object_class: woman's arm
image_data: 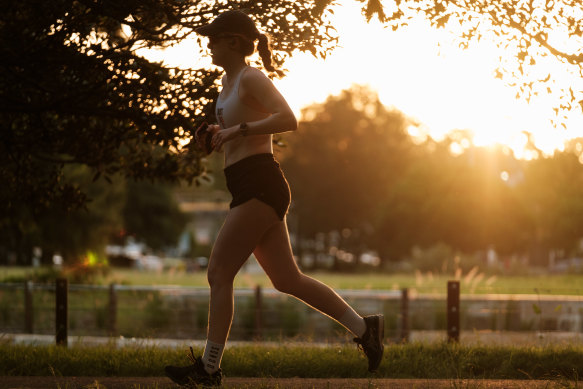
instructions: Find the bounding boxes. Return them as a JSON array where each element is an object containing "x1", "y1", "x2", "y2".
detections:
[
  {"x1": 237, "y1": 67, "x2": 298, "y2": 135},
  {"x1": 211, "y1": 68, "x2": 297, "y2": 149}
]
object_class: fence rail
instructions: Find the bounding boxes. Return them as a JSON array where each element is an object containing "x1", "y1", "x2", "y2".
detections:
[{"x1": 1, "y1": 280, "x2": 582, "y2": 347}]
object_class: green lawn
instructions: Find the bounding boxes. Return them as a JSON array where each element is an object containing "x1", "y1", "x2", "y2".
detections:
[
  {"x1": 1, "y1": 342, "x2": 582, "y2": 380},
  {"x1": 1, "y1": 266, "x2": 583, "y2": 295}
]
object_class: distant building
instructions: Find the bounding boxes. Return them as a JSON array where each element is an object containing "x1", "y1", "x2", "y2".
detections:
[{"x1": 174, "y1": 188, "x2": 231, "y2": 253}]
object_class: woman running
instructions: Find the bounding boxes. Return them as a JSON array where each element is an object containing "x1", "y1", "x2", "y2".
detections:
[{"x1": 165, "y1": 9, "x2": 384, "y2": 387}]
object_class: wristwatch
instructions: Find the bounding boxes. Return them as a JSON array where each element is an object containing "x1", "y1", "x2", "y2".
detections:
[{"x1": 240, "y1": 122, "x2": 249, "y2": 136}]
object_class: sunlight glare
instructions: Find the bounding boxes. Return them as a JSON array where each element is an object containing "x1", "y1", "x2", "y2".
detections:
[{"x1": 140, "y1": 0, "x2": 583, "y2": 159}]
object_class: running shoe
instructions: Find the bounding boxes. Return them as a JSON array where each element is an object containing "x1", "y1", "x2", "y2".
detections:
[
  {"x1": 353, "y1": 314, "x2": 384, "y2": 372},
  {"x1": 165, "y1": 347, "x2": 222, "y2": 387}
]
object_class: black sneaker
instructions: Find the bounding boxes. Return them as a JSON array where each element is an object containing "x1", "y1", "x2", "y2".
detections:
[
  {"x1": 165, "y1": 347, "x2": 222, "y2": 387},
  {"x1": 353, "y1": 314, "x2": 384, "y2": 372}
]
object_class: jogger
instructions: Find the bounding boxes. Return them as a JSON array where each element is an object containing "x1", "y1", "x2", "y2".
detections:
[{"x1": 164, "y1": 9, "x2": 384, "y2": 387}]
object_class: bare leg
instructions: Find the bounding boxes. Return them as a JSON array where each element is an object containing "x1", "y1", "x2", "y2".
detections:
[
  {"x1": 164, "y1": 199, "x2": 280, "y2": 384},
  {"x1": 206, "y1": 199, "x2": 280, "y2": 344},
  {"x1": 253, "y1": 219, "x2": 360, "y2": 326}
]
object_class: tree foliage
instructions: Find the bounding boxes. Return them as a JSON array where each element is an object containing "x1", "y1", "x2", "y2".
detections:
[
  {"x1": 517, "y1": 150, "x2": 583, "y2": 263},
  {"x1": 282, "y1": 86, "x2": 583, "y2": 265},
  {"x1": 122, "y1": 180, "x2": 189, "y2": 251},
  {"x1": 35, "y1": 166, "x2": 127, "y2": 263},
  {"x1": 0, "y1": 165, "x2": 189, "y2": 264},
  {"x1": 279, "y1": 85, "x2": 415, "y2": 239},
  {"x1": 0, "y1": 0, "x2": 339, "y2": 218},
  {"x1": 375, "y1": 140, "x2": 531, "y2": 260},
  {"x1": 0, "y1": 0, "x2": 341, "y2": 262},
  {"x1": 0, "y1": 165, "x2": 127, "y2": 265},
  {"x1": 372, "y1": 0, "x2": 583, "y2": 125}
]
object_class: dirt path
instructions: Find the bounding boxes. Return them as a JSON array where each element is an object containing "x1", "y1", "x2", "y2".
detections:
[{"x1": 0, "y1": 377, "x2": 567, "y2": 389}]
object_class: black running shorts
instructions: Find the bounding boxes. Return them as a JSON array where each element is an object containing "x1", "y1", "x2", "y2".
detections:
[{"x1": 224, "y1": 153, "x2": 291, "y2": 220}]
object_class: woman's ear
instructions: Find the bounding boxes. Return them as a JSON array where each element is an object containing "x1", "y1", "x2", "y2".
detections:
[{"x1": 227, "y1": 37, "x2": 240, "y2": 50}]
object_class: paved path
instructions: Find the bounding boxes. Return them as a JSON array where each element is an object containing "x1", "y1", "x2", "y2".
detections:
[{"x1": 0, "y1": 377, "x2": 567, "y2": 388}]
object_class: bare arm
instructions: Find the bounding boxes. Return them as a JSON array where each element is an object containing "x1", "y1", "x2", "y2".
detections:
[
  {"x1": 211, "y1": 68, "x2": 297, "y2": 149},
  {"x1": 237, "y1": 67, "x2": 297, "y2": 135}
]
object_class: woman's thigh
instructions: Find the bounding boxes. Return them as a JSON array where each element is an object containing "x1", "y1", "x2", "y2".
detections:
[
  {"x1": 253, "y1": 220, "x2": 302, "y2": 291},
  {"x1": 208, "y1": 198, "x2": 280, "y2": 283}
]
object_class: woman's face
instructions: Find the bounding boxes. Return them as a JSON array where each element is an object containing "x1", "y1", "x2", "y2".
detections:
[{"x1": 207, "y1": 35, "x2": 236, "y2": 67}]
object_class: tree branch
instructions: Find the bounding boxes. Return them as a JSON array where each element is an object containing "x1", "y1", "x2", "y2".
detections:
[{"x1": 475, "y1": 0, "x2": 583, "y2": 65}]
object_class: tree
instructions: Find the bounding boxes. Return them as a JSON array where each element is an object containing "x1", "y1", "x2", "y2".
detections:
[
  {"x1": 0, "y1": 164, "x2": 189, "y2": 264},
  {"x1": 0, "y1": 0, "x2": 343, "y2": 263},
  {"x1": 280, "y1": 88, "x2": 583, "y2": 265},
  {"x1": 279, "y1": 85, "x2": 415, "y2": 246},
  {"x1": 0, "y1": 0, "x2": 340, "y2": 218},
  {"x1": 122, "y1": 180, "x2": 189, "y2": 251},
  {"x1": 371, "y1": 0, "x2": 583, "y2": 125},
  {"x1": 30, "y1": 165, "x2": 126, "y2": 264},
  {"x1": 517, "y1": 150, "x2": 583, "y2": 264},
  {"x1": 375, "y1": 139, "x2": 531, "y2": 260}
]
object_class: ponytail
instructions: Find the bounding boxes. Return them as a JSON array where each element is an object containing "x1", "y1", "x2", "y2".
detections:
[{"x1": 257, "y1": 33, "x2": 284, "y2": 77}]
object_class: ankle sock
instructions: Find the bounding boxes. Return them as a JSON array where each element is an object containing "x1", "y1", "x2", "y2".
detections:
[
  {"x1": 201, "y1": 340, "x2": 224, "y2": 374},
  {"x1": 338, "y1": 307, "x2": 366, "y2": 338}
]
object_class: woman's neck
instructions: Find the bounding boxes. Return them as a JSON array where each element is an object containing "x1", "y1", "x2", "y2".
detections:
[{"x1": 222, "y1": 59, "x2": 247, "y2": 81}]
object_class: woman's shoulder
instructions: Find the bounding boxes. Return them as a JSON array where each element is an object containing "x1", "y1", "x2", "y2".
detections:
[
  {"x1": 241, "y1": 66, "x2": 270, "y2": 82},
  {"x1": 240, "y1": 66, "x2": 273, "y2": 93}
]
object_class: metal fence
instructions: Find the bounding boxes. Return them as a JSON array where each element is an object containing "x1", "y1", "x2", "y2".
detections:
[{"x1": 1, "y1": 280, "x2": 582, "y2": 346}]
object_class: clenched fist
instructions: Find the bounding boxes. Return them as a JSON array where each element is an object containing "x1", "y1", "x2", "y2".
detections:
[{"x1": 194, "y1": 122, "x2": 220, "y2": 155}]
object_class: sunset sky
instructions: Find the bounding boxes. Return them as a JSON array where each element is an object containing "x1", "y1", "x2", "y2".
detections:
[{"x1": 142, "y1": 1, "x2": 583, "y2": 160}]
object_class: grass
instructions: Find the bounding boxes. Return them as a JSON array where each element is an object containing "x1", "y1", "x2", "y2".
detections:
[
  {"x1": 1, "y1": 342, "x2": 582, "y2": 381},
  {"x1": 2, "y1": 266, "x2": 583, "y2": 295}
]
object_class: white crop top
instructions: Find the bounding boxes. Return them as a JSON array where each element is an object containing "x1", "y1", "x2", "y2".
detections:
[{"x1": 215, "y1": 66, "x2": 270, "y2": 129}]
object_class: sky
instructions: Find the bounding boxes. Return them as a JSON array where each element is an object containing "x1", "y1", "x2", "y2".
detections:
[{"x1": 140, "y1": 1, "x2": 583, "y2": 160}]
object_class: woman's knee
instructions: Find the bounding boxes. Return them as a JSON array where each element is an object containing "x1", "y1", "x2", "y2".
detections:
[
  {"x1": 271, "y1": 271, "x2": 304, "y2": 295},
  {"x1": 207, "y1": 257, "x2": 236, "y2": 289},
  {"x1": 207, "y1": 269, "x2": 234, "y2": 290}
]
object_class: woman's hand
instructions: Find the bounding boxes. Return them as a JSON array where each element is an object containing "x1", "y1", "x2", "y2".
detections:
[
  {"x1": 211, "y1": 125, "x2": 239, "y2": 151},
  {"x1": 194, "y1": 123, "x2": 221, "y2": 154}
]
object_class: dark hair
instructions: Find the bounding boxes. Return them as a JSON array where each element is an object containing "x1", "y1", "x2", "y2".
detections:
[
  {"x1": 197, "y1": 10, "x2": 283, "y2": 76},
  {"x1": 257, "y1": 34, "x2": 281, "y2": 76},
  {"x1": 230, "y1": 33, "x2": 283, "y2": 77}
]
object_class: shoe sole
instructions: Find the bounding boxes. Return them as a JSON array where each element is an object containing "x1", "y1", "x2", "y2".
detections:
[
  {"x1": 370, "y1": 314, "x2": 384, "y2": 372},
  {"x1": 165, "y1": 369, "x2": 221, "y2": 388}
]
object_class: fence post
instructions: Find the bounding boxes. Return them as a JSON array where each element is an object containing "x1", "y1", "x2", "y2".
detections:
[
  {"x1": 447, "y1": 280, "x2": 460, "y2": 343},
  {"x1": 24, "y1": 280, "x2": 33, "y2": 334},
  {"x1": 108, "y1": 283, "x2": 117, "y2": 335},
  {"x1": 400, "y1": 288, "x2": 409, "y2": 343},
  {"x1": 254, "y1": 285, "x2": 263, "y2": 340},
  {"x1": 56, "y1": 278, "x2": 68, "y2": 347}
]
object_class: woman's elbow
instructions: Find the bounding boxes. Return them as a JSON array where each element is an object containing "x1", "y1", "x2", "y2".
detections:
[{"x1": 286, "y1": 112, "x2": 298, "y2": 132}]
